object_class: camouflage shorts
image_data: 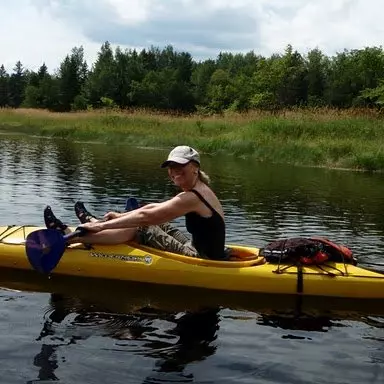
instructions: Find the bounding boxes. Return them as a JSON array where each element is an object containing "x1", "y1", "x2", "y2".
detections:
[{"x1": 137, "y1": 222, "x2": 199, "y2": 257}]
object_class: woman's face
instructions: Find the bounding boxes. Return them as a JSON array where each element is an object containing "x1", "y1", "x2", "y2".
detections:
[{"x1": 167, "y1": 161, "x2": 198, "y2": 189}]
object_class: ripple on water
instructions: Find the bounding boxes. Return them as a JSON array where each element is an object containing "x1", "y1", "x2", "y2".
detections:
[{"x1": 1, "y1": 136, "x2": 384, "y2": 383}]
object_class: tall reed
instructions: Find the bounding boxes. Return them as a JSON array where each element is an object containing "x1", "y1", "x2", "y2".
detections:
[{"x1": 1, "y1": 108, "x2": 383, "y2": 171}]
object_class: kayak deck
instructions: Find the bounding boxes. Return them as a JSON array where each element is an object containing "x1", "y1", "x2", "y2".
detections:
[{"x1": 1, "y1": 225, "x2": 384, "y2": 299}]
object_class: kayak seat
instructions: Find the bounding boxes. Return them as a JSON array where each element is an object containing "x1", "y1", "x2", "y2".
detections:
[{"x1": 225, "y1": 246, "x2": 262, "y2": 262}]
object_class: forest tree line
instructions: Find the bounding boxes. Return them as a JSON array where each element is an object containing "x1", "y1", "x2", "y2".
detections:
[{"x1": 1, "y1": 42, "x2": 384, "y2": 113}]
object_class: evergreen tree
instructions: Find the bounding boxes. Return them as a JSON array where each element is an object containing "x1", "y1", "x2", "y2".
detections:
[
  {"x1": 8, "y1": 61, "x2": 27, "y2": 107},
  {"x1": 85, "y1": 41, "x2": 116, "y2": 107},
  {"x1": 4, "y1": 42, "x2": 384, "y2": 112},
  {"x1": 114, "y1": 47, "x2": 145, "y2": 107},
  {"x1": 57, "y1": 46, "x2": 88, "y2": 111},
  {"x1": 23, "y1": 63, "x2": 56, "y2": 109},
  {"x1": 38, "y1": 63, "x2": 48, "y2": 79},
  {"x1": 0, "y1": 65, "x2": 9, "y2": 107}
]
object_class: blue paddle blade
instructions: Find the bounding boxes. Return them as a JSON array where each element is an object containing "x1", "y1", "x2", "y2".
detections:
[
  {"x1": 26, "y1": 229, "x2": 66, "y2": 274},
  {"x1": 125, "y1": 197, "x2": 139, "y2": 211}
]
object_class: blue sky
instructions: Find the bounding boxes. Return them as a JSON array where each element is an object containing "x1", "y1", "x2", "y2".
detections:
[{"x1": 1, "y1": 0, "x2": 383, "y2": 72}]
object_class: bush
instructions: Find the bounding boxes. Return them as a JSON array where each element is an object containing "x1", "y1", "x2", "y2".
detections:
[{"x1": 71, "y1": 94, "x2": 89, "y2": 111}]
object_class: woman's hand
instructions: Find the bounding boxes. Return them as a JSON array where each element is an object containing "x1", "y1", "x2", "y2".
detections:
[
  {"x1": 103, "y1": 211, "x2": 122, "y2": 221},
  {"x1": 79, "y1": 221, "x2": 105, "y2": 233}
]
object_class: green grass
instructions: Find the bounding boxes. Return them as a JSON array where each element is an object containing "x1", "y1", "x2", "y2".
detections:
[{"x1": 1, "y1": 107, "x2": 384, "y2": 171}]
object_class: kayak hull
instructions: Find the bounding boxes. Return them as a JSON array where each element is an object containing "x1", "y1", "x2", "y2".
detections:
[{"x1": 1, "y1": 226, "x2": 384, "y2": 299}]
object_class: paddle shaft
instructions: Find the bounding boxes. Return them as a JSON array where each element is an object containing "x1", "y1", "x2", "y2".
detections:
[{"x1": 64, "y1": 227, "x2": 87, "y2": 242}]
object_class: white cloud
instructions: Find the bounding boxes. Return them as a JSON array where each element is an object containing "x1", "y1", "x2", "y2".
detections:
[
  {"x1": 1, "y1": 0, "x2": 384, "y2": 73},
  {"x1": 0, "y1": 0, "x2": 101, "y2": 72},
  {"x1": 259, "y1": 0, "x2": 384, "y2": 55},
  {"x1": 106, "y1": 0, "x2": 153, "y2": 25}
]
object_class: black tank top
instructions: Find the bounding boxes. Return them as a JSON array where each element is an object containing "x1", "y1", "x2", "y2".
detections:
[{"x1": 185, "y1": 189, "x2": 226, "y2": 260}]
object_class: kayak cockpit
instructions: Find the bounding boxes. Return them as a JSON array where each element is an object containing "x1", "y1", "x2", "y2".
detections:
[{"x1": 124, "y1": 242, "x2": 266, "y2": 268}]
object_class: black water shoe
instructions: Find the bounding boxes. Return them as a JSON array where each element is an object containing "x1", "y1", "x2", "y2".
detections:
[
  {"x1": 74, "y1": 201, "x2": 97, "y2": 223},
  {"x1": 43, "y1": 206, "x2": 68, "y2": 234}
]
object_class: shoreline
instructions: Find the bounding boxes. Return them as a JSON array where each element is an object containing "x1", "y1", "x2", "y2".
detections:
[{"x1": 1, "y1": 108, "x2": 383, "y2": 172}]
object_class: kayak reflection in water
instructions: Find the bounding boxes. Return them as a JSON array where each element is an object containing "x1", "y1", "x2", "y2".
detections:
[
  {"x1": 33, "y1": 293, "x2": 220, "y2": 382},
  {"x1": 44, "y1": 146, "x2": 228, "y2": 260}
]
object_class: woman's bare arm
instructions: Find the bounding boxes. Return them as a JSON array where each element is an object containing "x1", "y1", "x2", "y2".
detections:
[{"x1": 81, "y1": 192, "x2": 198, "y2": 232}]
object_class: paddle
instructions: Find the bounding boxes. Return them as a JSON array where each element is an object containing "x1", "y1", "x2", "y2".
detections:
[
  {"x1": 26, "y1": 197, "x2": 140, "y2": 274},
  {"x1": 125, "y1": 197, "x2": 140, "y2": 211},
  {"x1": 26, "y1": 227, "x2": 87, "y2": 274}
]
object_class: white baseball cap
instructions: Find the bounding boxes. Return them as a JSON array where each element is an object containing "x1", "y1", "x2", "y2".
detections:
[{"x1": 161, "y1": 146, "x2": 200, "y2": 168}]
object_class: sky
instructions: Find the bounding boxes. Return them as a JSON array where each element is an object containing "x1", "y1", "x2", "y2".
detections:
[{"x1": 1, "y1": 0, "x2": 384, "y2": 73}]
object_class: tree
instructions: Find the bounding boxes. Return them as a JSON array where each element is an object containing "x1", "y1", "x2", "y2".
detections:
[
  {"x1": 130, "y1": 68, "x2": 194, "y2": 111},
  {"x1": 305, "y1": 48, "x2": 329, "y2": 106},
  {"x1": 139, "y1": 47, "x2": 158, "y2": 72},
  {"x1": 5, "y1": 42, "x2": 384, "y2": 112},
  {"x1": 191, "y1": 59, "x2": 217, "y2": 106},
  {"x1": 40, "y1": 75, "x2": 60, "y2": 110},
  {"x1": 358, "y1": 80, "x2": 384, "y2": 107},
  {"x1": 23, "y1": 63, "x2": 55, "y2": 109},
  {"x1": 57, "y1": 46, "x2": 88, "y2": 111},
  {"x1": 325, "y1": 47, "x2": 384, "y2": 107},
  {"x1": 0, "y1": 64, "x2": 9, "y2": 107},
  {"x1": 113, "y1": 47, "x2": 148, "y2": 108},
  {"x1": 85, "y1": 41, "x2": 116, "y2": 107},
  {"x1": 206, "y1": 69, "x2": 237, "y2": 112},
  {"x1": 251, "y1": 45, "x2": 308, "y2": 109},
  {"x1": 23, "y1": 85, "x2": 40, "y2": 108},
  {"x1": 38, "y1": 63, "x2": 48, "y2": 79},
  {"x1": 8, "y1": 61, "x2": 27, "y2": 107},
  {"x1": 216, "y1": 51, "x2": 259, "y2": 76},
  {"x1": 276, "y1": 45, "x2": 308, "y2": 106}
]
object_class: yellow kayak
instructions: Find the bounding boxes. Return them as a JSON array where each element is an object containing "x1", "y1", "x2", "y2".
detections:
[{"x1": 1, "y1": 225, "x2": 384, "y2": 299}]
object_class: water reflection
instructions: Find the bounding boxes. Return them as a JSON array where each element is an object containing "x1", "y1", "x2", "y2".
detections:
[
  {"x1": 257, "y1": 312, "x2": 344, "y2": 334},
  {"x1": 29, "y1": 292, "x2": 220, "y2": 383},
  {"x1": 1, "y1": 267, "x2": 384, "y2": 383},
  {"x1": 1, "y1": 134, "x2": 384, "y2": 265},
  {"x1": 21, "y1": 287, "x2": 384, "y2": 383},
  {"x1": 27, "y1": 345, "x2": 60, "y2": 383},
  {"x1": 1, "y1": 134, "x2": 384, "y2": 383},
  {"x1": 142, "y1": 308, "x2": 219, "y2": 381}
]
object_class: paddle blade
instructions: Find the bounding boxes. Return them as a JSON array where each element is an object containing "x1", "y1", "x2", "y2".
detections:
[
  {"x1": 25, "y1": 229, "x2": 66, "y2": 274},
  {"x1": 125, "y1": 197, "x2": 139, "y2": 211}
]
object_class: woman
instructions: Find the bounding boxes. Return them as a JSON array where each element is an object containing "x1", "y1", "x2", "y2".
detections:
[{"x1": 44, "y1": 145, "x2": 227, "y2": 260}]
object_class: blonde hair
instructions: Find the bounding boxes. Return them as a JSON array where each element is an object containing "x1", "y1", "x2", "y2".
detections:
[{"x1": 198, "y1": 170, "x2": 211, "y2": 185}]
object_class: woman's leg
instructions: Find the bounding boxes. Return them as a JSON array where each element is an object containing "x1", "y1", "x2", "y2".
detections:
[
  {"x1": 67, "y1": 228, "x2": 137, "y2": 245},
  {"x1": 138, "y1": 225, "x2": 198, "y2": 257},
  {"x1": 43, "y1": 205, "x2": 198, "y2": 255},
  {"x1": 44, "y1": 205, "x2": 137, "y2": 245},
  {"x1": 159, "y1": 222, "x2": 191, "y2": 245},
  {"x1": 124, "y1": 200, "x2": 193, "y2": 248},
  {"x1": 73, "y1": 202, "x2": 197, "y2": 255}
]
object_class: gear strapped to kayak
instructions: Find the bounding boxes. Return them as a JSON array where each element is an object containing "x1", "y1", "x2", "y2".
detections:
[
  {"x1": 260, "y1": 237, "x2": 357, "y2": 266},
  {"x1": 259, "y1": 237, "x2": 357, "y2": 295}
]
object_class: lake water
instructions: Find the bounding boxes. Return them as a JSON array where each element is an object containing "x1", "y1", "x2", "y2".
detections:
[{"x1": 0, "y1": 134, "x2": 383, "y2": 383}]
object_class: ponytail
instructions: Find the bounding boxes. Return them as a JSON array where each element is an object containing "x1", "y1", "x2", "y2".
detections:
[{"x1": 198, "y1": 170, "x2": 211, "y2": 185}]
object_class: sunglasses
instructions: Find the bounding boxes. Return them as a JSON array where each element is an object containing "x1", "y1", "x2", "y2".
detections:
[{"x1": 167, "y1": 162, "x2": 191, "y2": 169}]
